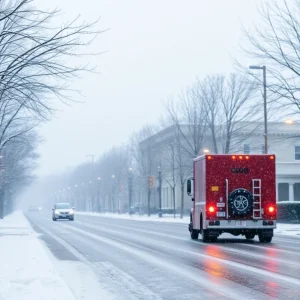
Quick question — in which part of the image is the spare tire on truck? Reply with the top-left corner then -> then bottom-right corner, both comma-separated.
229,188 -> 253,216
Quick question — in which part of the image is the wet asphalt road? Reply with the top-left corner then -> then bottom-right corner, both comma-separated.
26,212 -> 300,300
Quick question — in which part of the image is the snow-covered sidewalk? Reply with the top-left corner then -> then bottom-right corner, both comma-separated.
275,223 -> 300,237
0,211 -> 76,300
77,212 -> 300,237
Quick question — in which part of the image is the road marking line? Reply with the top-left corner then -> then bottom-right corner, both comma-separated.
63,223 -> 274,300
68,221 -> 300,286
74,220 -> 300,267
34,221 -> 163,300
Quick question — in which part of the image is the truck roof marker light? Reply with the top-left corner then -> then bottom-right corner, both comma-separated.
232,155 -> 236,160
239,156 -> 243,160
246,156 -> 249,160
270,155 -> 274,160
207,156 -> 212,160
208,206 -> 215,213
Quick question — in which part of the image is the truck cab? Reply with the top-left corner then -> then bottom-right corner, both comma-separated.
187,154 -> 276,243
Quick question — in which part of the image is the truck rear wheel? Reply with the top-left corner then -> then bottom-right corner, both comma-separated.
201,229 -> 210,242
190,228 -> 199,240
258,229 -> 273,243
258,235 -> 272,243
245,233 -> 255,240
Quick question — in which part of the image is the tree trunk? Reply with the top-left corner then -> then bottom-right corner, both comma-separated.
173,186 -> 176,218
147,187 -> 151,216
0,190 -> 3,219
180,183 -> 184,219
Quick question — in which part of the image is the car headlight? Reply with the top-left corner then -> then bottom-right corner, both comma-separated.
69,210 -> 74,215
55,210 -> 59,214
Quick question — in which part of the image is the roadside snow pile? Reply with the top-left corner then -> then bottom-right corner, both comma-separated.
275,223 -> 300,237
0,211 -> 76,300
77,212 -> 300,237
77,212 -> 190,223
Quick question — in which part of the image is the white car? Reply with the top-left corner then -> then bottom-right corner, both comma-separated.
52,203 -> 75,221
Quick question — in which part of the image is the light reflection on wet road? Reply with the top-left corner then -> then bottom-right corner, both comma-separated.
26,213 -> 300,300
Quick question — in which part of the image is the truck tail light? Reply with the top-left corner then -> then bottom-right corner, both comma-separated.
268,206 -> 275,213
208,206 -> 215,213
265,205 -> 276,218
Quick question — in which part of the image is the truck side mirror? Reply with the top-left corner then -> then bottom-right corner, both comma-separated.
187,178 -> 193,197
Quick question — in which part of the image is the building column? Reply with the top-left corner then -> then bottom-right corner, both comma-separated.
289,183 -> 295,202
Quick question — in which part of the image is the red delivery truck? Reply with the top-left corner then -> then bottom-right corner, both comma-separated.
187,154 -> 276,243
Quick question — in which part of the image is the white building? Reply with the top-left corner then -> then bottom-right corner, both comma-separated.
140,121 -> 300,213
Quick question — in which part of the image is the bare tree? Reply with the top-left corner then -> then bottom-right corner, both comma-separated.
130,125 -> 158,216
0,131 -> 39,217
243,0 -> 300,114
165,91 -> 207,158
197,73 -> 260,153
164,90 -> 207,218
161,138 -> 177,218
0,0 -> 102,149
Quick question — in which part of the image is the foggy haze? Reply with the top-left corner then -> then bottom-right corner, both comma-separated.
35,0 -> 262,176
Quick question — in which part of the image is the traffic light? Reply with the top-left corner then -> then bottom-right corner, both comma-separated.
148,176 -> 156,188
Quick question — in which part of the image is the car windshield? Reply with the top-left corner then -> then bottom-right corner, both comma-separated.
55,203 -> 71,209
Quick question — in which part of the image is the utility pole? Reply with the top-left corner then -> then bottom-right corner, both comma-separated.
263,66 -> 268,154
158,165 -> 162,217
128,168 -> 133,214
97,177 -> 101,212
249,65 -> 268,154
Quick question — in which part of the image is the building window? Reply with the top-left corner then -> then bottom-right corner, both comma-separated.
294,183 -> 300,201
295,146 -> 300,160
243,144 -> 251,154
278,183 -> 289,201
261,144 -> 265,154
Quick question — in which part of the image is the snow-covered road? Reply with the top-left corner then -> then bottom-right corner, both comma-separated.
26,212 -> 300,300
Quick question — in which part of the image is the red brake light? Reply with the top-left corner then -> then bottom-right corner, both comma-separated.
208,206 -> 215,213
268,206 -> 275,213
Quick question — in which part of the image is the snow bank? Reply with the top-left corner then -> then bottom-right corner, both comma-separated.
77,211 -> 189,223
0,211 -> 75,300
77,212 -> 300,237
275,223 -> 300,237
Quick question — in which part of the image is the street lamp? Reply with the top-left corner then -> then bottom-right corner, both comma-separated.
157,165 -> 162,217
74,184 -> 78,208
285,119 -> 295,125
128,168 -> 133,214
203,148 -> 210,154
249,65 -> 268,154
111,175 -> 116,212
97,177 -> 101,212
82,183 -> 85,211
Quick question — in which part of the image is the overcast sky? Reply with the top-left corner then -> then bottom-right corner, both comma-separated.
35,0 -> 263,177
